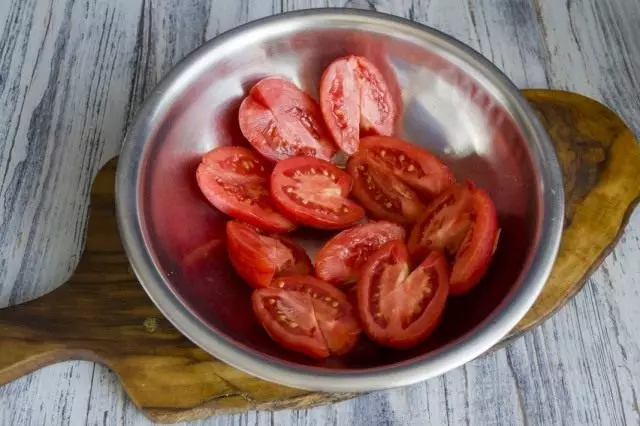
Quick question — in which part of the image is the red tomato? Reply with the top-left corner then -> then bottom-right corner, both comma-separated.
408,182 -> 499,295
346,152 -> 425,225
359,136 -> 456,199
319,56 -> 397,154
196,146 -> 296,233
226,221 -> 312,289
357,241 -> 449,349
252,276 -> 361,358
270,156 -> 365,229
315,221 -> 406,287
238,77 -> 337,161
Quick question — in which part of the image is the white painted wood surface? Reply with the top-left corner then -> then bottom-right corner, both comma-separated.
1,0 -> 639,424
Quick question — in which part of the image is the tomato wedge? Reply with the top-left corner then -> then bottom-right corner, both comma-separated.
196,146 -> 296,233
252,276 -> 361,358
270,156 -> 365,229
357,241 -> 449,349
347,151 -> 424,225
359,136 -> 456,199
238,77 -> 337,161
315,221 -> 406,287
408,181 -> 499,295
226,221 -> 312,289
319,56 -> 397,154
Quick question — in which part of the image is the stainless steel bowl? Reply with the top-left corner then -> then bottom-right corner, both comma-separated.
116,9 -> 564,392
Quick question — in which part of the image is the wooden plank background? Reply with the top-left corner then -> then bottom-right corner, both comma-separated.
0,0 -> 639,424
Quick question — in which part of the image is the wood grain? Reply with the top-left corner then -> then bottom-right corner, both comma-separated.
1,0 -> 639,425
0,89 -> 637,423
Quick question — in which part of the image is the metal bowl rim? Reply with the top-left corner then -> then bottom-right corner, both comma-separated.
115,8 -> 564,392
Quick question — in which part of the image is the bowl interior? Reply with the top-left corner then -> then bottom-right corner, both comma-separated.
139,19 -> 540,370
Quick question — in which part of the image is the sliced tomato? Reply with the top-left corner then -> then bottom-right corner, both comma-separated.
346,152 -> 424,225
196,146 -> 296,233
357,241 -> 449,349
252,276 -> 361,358
359,136 -> 456,199
319,56 -> 397,154
408,181 -> 499,295
226,221 -> 312,289
238,77 -> 337,161
315,221 -> 406,287
270,156 -> 365,229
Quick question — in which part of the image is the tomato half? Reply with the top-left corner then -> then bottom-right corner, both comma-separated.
315,221 -> 406,287
346,152 -> 424,225
408,181 -> 499,295
196,146 -> 296,233
359,136 -> 456,199
238,77 -> 337,161
319,56 -> 397,154
226,221 -> 312,289
357,241 -> 449,349
252,276 -> 361,358
270,156 -> 365,229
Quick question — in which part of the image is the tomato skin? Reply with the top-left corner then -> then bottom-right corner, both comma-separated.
315,221 -> 406,287
449,187 -> 499,295
357,241 -> 449,349
239,77 -> 337,162
226,221 -> 312,289
270,156 -> 365,229
359,136 -> 456,199
252,276 -> 361,358
320,56 -> 397,154
347,152 -> 425,225
408,182 -> 499,295
196,146 -> 296,233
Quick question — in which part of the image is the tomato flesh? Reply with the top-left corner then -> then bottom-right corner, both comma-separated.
239,77 -> 337,161
357,241 -> 449,349
408,182 -> 499,295
320,56 -> 397,154
196,146 -> 296,233
271,156 -> 365,229
359,136 -> 456,199
347,152 -> 424,225
252,276 -> 361,358
315,221 -> 406,287
226,221 -> 312,289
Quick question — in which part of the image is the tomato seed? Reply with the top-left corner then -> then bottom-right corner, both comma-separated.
331,301 -> 339,308
407,164 -> 415,172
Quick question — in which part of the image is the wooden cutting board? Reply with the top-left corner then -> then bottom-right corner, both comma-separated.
0,90 -> 638,423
